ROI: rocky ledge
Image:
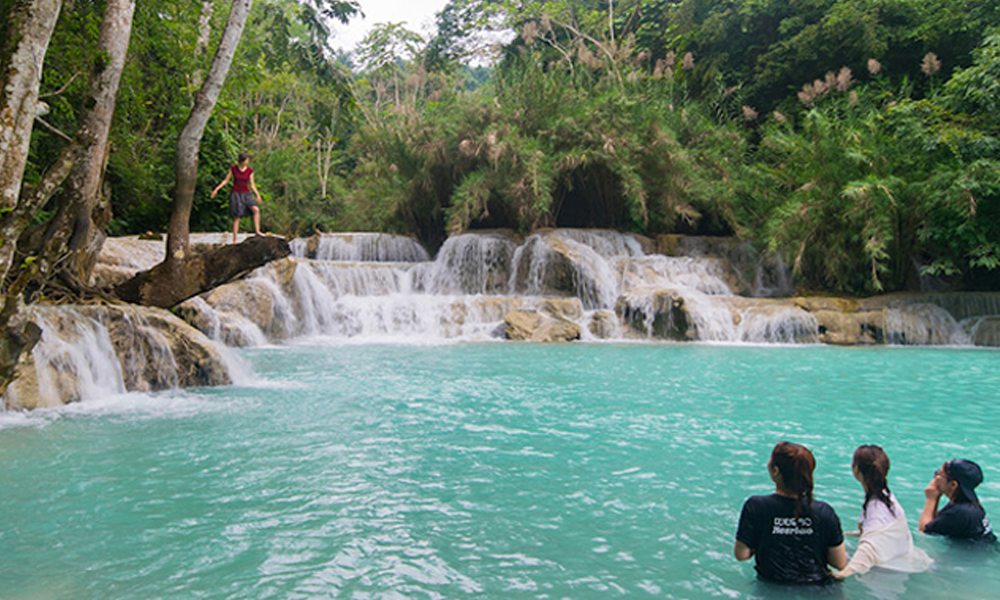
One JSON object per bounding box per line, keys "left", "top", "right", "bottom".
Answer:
{"left": 3, "top": 304, "right": 231, "bottom": 410}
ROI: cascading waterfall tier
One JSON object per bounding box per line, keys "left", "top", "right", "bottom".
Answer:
{"left": 88, "top": 229, "right": 1000, "bottom": 349}
{"left": 290, "top": 233, "right": 430, "bottom": 263}
{"left": 179, "top": 228, "right": 831, "bottom": 345}
{"left": 2, "top": 305, "right": 234, "bottom": 410}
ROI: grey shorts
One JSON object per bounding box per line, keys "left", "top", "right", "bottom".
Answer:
{"left": 228, "top": 192, "right": 258, "bottom": 218}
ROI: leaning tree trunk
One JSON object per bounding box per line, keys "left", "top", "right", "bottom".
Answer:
{"left": 165, "top": 0, "right": 253, "bottom": 268}
{"left": 32, "top": 0, "right": 136, "bottom": 282}
{"left": 112, "top": 0, "right": 266, "bottom": 310}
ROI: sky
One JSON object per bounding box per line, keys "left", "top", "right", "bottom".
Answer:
{"left": 330, "top": 0, "right": 452, "bottom": 53}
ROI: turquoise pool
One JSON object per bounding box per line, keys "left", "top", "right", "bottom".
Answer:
{"left": 1, "top": 343, "right": 998, "bottom": 599}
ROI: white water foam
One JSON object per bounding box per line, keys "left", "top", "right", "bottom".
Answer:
{"left": 2, "top": 305, "right": 246, "bottom": 411}
{"left": 291, "top": 233, "right": 430, "bottom": 262}
{"left": 417, "top": 233, "right": 516, "bottom": 295}
{"left": 196, "top": 230, "right": 824, "bottom": 345}
{"left": 883, "top": 303, "right": 973, "bottom": 346}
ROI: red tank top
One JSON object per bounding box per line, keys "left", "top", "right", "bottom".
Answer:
{"left": 231, "top": 165, "right": 252, "bottom": 193}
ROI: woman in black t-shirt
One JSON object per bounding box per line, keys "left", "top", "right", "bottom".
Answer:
{"left": 735, "top": 441, "right": 847, "bottom": 584}
{"left": 919, "top": 458, "right": 996, "bottom": 543}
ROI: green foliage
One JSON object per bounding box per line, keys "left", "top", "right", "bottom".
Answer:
{"left": 347, "top": 39, "right": 747, "bottom": 249}
{"left": 21, "top": 0, "right": 1000, "bottom": 295}
{"left": 653, "top": 0, "right": 1000, "bottom": 114}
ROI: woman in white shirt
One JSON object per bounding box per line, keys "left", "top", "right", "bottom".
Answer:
{"left": 835, "top": 445, "right": 931, "bottom": 578}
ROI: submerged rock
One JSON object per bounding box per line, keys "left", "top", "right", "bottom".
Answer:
{"left": 3, "top": 304, "right": 230, "bottom": 410}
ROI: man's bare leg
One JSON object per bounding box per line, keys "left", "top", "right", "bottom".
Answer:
{"left": 232, "top": 218, "right": 240, "bottom": 243}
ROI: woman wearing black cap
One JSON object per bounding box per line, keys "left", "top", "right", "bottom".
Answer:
{"left": 919, "top": 459, "right": 996, "bottom": 543}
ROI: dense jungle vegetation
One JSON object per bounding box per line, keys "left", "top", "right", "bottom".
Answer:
{"left": 19, "top": 0, "right": 1000, "bottom": 295}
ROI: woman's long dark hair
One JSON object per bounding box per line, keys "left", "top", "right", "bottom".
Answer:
{"left": 771, "top": 441, "right": 816, "bottom": 516}
{"left": 853, "top": 444, "right": 894, "bottom": 516}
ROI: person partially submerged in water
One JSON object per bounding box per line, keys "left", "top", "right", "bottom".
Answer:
{"left": 834, "top": 445, "right": 931, "bottom": 578}
{"left": 735, "top": 441, "right": 847, "bottom": 584}
{"left": 919, "top": 458, "right": 996, "bottom": 543}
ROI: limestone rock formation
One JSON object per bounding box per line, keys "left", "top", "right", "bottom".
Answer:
{"left": 538, "top": 298, "right": 584, "bottom": 322}
{"left": 617, "top": 289, "right": 691, "bottom": 340}
{"left": 504, "top": 309, "right": 581, "bottom": 342}
{"left": 3, "top": 304, "right": 230, "bottom": 410}
{"left": 588, "top": 311, "right": 618, "bottom": 339}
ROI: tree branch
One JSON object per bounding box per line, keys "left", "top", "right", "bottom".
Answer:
{"left": 38, "top": 72, "right": 81, "bottom": 98}
{"left": 33, "top": 116, "right": 74, "bottom": 142}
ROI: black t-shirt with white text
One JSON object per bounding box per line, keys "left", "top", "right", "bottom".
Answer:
{"left": 736, "top": 493, "right": 844, "bottom": 585}
{"left": 925, "top": 502, "right": 996, "bottom": 543}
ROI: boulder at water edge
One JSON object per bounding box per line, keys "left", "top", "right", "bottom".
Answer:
{"left": 504, "top": 310, "right": 581, "bottom": 342}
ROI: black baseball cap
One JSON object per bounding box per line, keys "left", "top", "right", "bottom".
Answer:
{"left": 947, "top": 459, "right": 983, "bottom": 505}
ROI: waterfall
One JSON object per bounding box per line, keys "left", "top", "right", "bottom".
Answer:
{"left": 3, "top": 305, "right": 235, "bottom": 410}
{"left": 620, "top": 256, "right": 732, "bottom": 296}
{"left": 258, "top": 260, "right": 520, "bottom": 341}
{"left": 181, "top": 296, "right": 268, "bottom": 348}
{"left": 667, "top": 235, "right": 793, "bottom": 297}
{"left": 290, "top": 233, "right": 430, "bottom": 263}
{"left": 734, "top": 304, "right": 819, "bottom": 344}
{"left": 510, "top": 230, "right": 639, "bottom": 309}
{"left": 618, "top": 255, "right": 735, "bottom": 341}
{"left": 166, "top": 229, "right": 1000, "bottom": 348}
{"left": 417, "top": 232, "right": 516, "bottom": 295}
{"left": 19, "top": 307, "right": 128, "bottom": 406}
{"left": 963, "top": 316, "right": 1000, "bottom": 346}
{"left": 190, "top": 229, "right": 822, "bottom": 345}
{"left": 900, "top": 292, "right": 1000, "bottom": 321}
{"left": 883, "top": 304, "right": 972, "bottom": 346}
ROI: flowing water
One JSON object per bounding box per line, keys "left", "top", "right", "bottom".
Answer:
{"left": 2, "top": 343, "right": 998, "bottom": 600}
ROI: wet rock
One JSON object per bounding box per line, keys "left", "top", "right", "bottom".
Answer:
{"left": 505, "top": 310, "right": 544, "bottom": 341}
{"left": 967, "top": 316, "right": 1000, "bottom": 347}
{"left": 504, "top": 309, "right": 581, "bottom": 342}
{"left": 616, "top": 288, "right": 691, "bottom": 340}
{"left": 655, "top": 234, "right": 791, "bottom": 297}
{"left": 91, "top": 236, "right": 167, "bottom": 287}
{"left": 174, "top": 299, "right": 266, "bottom": 348}
{"left": 539, "top": 298, "right": 584, "bottom": 321}
{"left": 511, "top": 230, "right": 641, "bottom": 309}
{"left": 202, "top": 279, "right": 277, "bottom": 333}
{"left": 4, "top": 304, "right": 230, "bottom": 410}
{"left": 589, "top": 311, "right": 618, "bottom": 339}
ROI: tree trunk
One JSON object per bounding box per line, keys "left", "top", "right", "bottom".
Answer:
{"left": 0, "top": 0, "right": 63, "bottom": 279}
{"left": 33, "top": 0, "right": 136, "bottom": 281}
{"left": 165, "top": 0, "right": 253, "bottom": 270}
{"left": 191, "top": 0, "right": 214, "bottom": 89}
